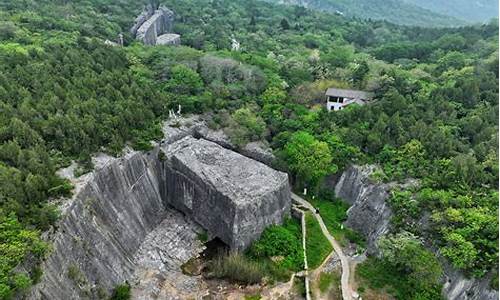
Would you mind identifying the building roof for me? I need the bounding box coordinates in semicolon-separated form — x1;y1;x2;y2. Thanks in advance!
326;88;373;100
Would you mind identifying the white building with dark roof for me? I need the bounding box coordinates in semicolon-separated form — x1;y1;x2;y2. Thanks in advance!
325;88;373;111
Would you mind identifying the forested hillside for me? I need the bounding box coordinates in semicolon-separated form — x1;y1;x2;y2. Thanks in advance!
267;0;464;27
0;0;498;299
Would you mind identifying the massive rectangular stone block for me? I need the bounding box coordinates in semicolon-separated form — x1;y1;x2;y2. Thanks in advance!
161;136;291;250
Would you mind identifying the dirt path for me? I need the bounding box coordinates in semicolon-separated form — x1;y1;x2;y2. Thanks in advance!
291;193;354;300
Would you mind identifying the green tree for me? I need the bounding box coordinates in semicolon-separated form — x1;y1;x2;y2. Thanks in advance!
283;131;336;187
378;232;442;291
165;64;203;95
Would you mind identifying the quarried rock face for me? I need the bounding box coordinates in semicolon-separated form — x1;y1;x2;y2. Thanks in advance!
334;165;393;249
29;152;168;299
443;264;498;300
161;136;291;250
136;6;175;45
29;130;291;299
130;5;154;37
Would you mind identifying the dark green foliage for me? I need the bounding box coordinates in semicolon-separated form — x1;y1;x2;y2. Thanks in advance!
248;218;304;272
268;0;464;27
109;283;131;300
197;231;208;243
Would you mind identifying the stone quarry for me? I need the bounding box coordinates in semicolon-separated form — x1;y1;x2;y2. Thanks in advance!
131;4;180;46
28;126;290;299
161;136;290;250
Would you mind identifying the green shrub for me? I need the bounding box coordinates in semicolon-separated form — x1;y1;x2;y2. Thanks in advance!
109;283;131;300
67;264;86;286
197;231;208;243
248;218;303;271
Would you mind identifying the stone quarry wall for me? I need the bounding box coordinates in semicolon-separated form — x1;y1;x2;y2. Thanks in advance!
135;6;175;45
334;165;393;250
130;5;155;37
28;132;291;299
161;136;291;250
28;152;166;299
333;165;498;300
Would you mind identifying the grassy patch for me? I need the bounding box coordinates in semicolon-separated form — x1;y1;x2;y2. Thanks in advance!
305;213;332;269
318;272;335;293
244;294;261;300
309;197;366;248
207;252;266;284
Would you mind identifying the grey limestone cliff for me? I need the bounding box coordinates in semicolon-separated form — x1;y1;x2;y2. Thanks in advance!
29;151;169;299
134;6;176;46
136;6;174;45
333;165;498;300
334;165;394;250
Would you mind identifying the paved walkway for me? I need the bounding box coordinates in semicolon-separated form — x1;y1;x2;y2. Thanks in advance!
291;193;354;300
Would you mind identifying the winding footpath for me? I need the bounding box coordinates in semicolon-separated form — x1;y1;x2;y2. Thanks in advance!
291;193;354;300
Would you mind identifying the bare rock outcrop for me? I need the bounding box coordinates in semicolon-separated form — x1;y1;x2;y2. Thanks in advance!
131;5;180;46
29;152;169;299
163;116;277;166
334;165;394;249
156;33;181;46
161;136;291;250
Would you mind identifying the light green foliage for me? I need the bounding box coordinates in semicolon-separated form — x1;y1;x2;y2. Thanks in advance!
284;131;336;187
440;232;479;270
378;232;443;288
322;134;361;169
305;213;332;269
0;213;46;298
164;64;203;95
226;107;267;147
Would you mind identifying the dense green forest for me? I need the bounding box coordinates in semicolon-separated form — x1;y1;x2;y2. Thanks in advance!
0;0;498;299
